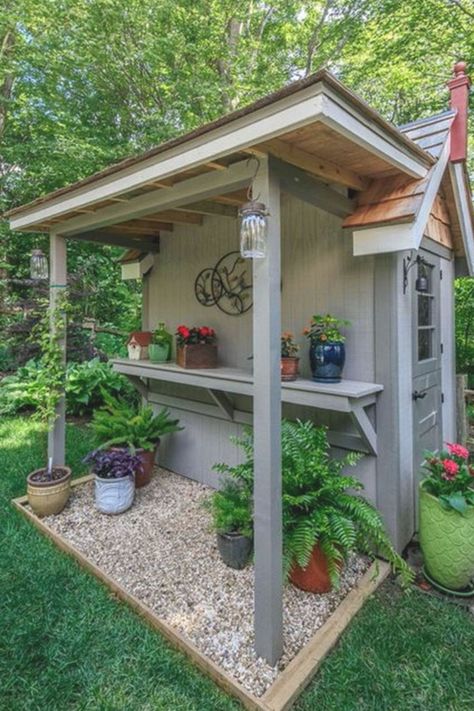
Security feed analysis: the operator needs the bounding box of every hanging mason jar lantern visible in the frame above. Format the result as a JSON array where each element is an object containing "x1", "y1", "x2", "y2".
[
  {"x1": 30, "y1": 248, "x2": 49, "y2": 280},
  {"x1": 239, "y1": 200, "x2": 268, "y2": 259}
]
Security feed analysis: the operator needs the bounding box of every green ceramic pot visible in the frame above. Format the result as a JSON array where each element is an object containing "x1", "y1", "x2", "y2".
[
  {"x1": 149, "y1": 343, "x2": 169, "y2": 363},
  {"x1": 419, "y1": 483, "x2": 474, "y2": 590}
]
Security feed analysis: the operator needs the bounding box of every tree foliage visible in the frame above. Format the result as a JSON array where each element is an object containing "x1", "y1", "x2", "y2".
[{"x1": 1, "y1": 1, "x2": 474, "y2": 367}]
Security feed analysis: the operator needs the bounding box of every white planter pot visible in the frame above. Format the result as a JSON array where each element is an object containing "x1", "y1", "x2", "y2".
[{"x1": 95, "y1": 474, "x2": 135, "y2": 514}]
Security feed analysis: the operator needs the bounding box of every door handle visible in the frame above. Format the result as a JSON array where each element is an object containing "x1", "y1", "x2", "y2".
[{"x1": 412, "y1": 390, "x2": 427, "y2": 401}]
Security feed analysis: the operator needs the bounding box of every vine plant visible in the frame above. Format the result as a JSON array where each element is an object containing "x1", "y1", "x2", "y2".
[{"x1": 30, "y1": 291, "x2": 70, "y2": 472}]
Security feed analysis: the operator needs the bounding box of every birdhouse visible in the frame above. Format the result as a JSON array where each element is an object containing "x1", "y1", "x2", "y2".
[{"x1": 127, "y1": 331, "x2": 152, "y2": 360}]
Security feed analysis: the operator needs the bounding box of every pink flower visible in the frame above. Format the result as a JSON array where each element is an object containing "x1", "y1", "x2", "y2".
[
  {"x1": 442, "y1": 458, "x2": 459, "y2": 480},
  {"x1": 446, "y1": 442, "x2": 469, "y2": 459}
]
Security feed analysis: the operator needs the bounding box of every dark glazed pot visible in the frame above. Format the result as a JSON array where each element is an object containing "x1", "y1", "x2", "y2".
[
  {"x1": 309, "y1": 341, "x2": 345, "y2": 383},
  {"x1": 217, "y1": 531, "x2": 253, "y2": 569},
  {"x1": 111, "y1": 443, "x2": 159, "y2": 488}
]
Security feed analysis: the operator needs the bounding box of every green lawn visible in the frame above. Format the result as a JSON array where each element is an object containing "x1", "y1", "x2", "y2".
[{"x1": 1, "y1": 417, "x2": 473, "y2": 711}]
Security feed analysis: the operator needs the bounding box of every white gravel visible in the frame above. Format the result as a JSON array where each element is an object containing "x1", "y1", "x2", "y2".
[{"x1": 43, "y1": 468, "x2": 369, "y2": 697}]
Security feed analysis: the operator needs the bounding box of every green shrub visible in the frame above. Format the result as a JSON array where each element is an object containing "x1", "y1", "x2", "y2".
[
  {"x1": 0, "y1": 358, "x2": 136, "y2": 417},
  {"x1": 91, "y1": 392, "x2": 183, "y2": 451},
  {"x1": 214, "y1": 420, "x2": 414, "y2": 589}
]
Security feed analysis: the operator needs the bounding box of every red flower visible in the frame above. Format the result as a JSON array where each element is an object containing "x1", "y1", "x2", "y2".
[
  {"x1": 177, "y1": 325, "x2": 190, "y2": 340},
  {"x1": 446, "y1": 442, "x2": 470, "y2": 460},
  {"x1": 199, "y1": 326, "x2": 210, "y2": 338},
  {"x1": 441, "y1": 458, "x2": 459, "y2": 480}
]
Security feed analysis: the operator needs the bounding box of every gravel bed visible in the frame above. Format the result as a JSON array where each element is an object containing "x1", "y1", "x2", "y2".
[{"x1": 42, "y1": 468, "x2": 369, "y2": 697}]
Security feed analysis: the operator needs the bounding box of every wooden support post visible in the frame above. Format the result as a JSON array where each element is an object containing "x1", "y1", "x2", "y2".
[
  {"x1": 456, "y1": 374, "x2": 468, "y2": 446},
  {"x1": 47, "y1": 233, "x2": 67, "y2": 466},
  {"x1": 252, "y1": 156, "x2": 283, "y2": 665}
]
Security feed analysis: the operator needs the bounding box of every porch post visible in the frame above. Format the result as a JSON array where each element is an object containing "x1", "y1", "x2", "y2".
[
  {"x1": 252, "y1": 156, "x2": 283, "y2": 664},
  {"x1": 47, "y1": 232, "x2": 67, "y2": 466}
]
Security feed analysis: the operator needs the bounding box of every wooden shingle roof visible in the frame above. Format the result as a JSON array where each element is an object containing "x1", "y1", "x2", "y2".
[{"x1": 343, "y1": 111, "x2": 455, "y2": 231}]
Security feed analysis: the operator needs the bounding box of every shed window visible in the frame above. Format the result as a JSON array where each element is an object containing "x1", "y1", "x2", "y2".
[{"x1": 417, "y1": 267, "x2": 435, "y2": 362}]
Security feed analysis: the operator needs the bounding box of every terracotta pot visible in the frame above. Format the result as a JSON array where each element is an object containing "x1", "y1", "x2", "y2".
[
  {"x1": 281, "y1": 357, "x2": 299, "y2": 381},
  {"x1": 111, "y1": 445, "x2": 158, "y2": 488},
  {"x1": 27, "y1": 466, "x2": 72, "y2": 517},
  {"x1": 177, "y1": 344, "x2": 217, "y2": 369},
  {"x1": 290, "y1": 543, "x2": 341, "y2": 593},
  {"x1": 136, "y1": 445, "x2": 159, "y2": 488}
]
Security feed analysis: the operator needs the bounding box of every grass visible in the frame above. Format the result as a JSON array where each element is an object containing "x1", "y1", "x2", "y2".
[{"x1": 1, "y1": 416, "x2": 474, "y2": 710}]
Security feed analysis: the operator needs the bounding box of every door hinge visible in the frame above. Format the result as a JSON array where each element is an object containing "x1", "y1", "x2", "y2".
[
  {"x1": 441, "y1": 392, "x2": 445, "y2": 404},
  {"x1": 440, "y1": 269, "x2": 443, "y2": 280},
  {"x1": 440, "y1": 342, "x2": 444, "y2": 354}
]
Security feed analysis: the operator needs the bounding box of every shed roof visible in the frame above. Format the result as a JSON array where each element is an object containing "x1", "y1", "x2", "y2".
[{"x1": 5, "y1": 69, "x2": 432, "y2": 224}]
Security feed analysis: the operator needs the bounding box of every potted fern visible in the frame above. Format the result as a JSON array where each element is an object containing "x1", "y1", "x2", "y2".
[
  {"x1": 91, "y1": 393, "x2": 183, "y2": 487},
  {"x1": 205, "y1": 479, "x2": 253, "y2": 569},
  {"x1": 215, "y1": 420, "x2": 413, "y2": 591}
]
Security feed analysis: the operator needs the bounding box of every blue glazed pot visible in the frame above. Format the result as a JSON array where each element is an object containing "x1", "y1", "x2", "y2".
[{"x1": 309, "y1": 341, "x2": 345, "y2": 383}]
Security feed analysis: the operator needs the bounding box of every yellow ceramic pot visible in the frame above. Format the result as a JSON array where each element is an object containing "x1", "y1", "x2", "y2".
[{"x1": 27, "y1": 467, "x2": 71, "y2": 517}]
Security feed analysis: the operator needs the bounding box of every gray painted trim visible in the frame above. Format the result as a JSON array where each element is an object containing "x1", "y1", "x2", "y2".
[
  {"x1": 420, "y1": 236, "x2": 453, "y2": 260},
  {"x1": 374, "y1": 252, "x2": 413, "y2": 551},
  {"x1": 67, "y1": 232, "x2": 161, "y2": 252},
  {"x1": 47, "y1": 233, "x2": 67, "y2": 467},
  {"x1": 252, "y1": 158, "x2": 283, "y2": 664}
]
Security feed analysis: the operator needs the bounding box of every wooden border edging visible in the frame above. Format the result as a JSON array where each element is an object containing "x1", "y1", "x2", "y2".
[
  {"x1": 12, "y1": 479, "x2": 389, "y2": 711},
  {"x1": 261, "y1": 560, "x2": 390, "y2": 711}
]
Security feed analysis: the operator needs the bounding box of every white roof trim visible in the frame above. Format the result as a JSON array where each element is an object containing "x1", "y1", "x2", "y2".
[
  {"x1": 449, "y1": 162, "x2": 474, "y2": 275},
  {"x1": 10, "y1": 84, "x2": 429, "y2": 233}
]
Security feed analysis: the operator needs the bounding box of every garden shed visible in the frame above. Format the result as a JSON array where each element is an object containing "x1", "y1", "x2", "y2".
[{"x1": 6, "y1": 63, "x2": 474, "y2": 665}]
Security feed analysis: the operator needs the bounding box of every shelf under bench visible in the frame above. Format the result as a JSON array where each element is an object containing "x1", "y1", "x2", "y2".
[{"x1": 111, "y1": 359, "x2": 383, "y2": 455}]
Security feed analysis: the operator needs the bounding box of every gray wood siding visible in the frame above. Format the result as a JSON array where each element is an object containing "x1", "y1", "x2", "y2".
[
  {"x1": 145, "y1": 194, "x2": 376, "y2": 496},
  {"x1": 440, "y1": 256, "x2": 456, "y2": 442}
]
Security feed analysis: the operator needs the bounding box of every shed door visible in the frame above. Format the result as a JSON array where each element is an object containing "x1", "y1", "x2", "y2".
[{"x1": 412, "y1": 251, "x2": 442, "y2": 478}]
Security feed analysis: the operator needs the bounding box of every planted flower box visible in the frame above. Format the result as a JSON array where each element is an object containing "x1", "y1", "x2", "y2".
[{"x1": 176, "y1": 325, "x2": 217, "y2": 369}]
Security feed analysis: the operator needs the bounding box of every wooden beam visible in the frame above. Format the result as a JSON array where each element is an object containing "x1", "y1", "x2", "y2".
[
  {"x1": 205, "y1": 161, "x2": 227, "y2": 171},
  {"x1": 252, "y1": 157, "x2": 283, "y2": 665},
  {"x1": 178, "y1": 201, "x2": 237, "y2": 218},
  {"x1": 252, "y1": 138, "x2": 369, "y2": 191},
  {"x1": 272, "y1": 158, "x2": 354, "y2": 217},
  {"x1": 142, "y1": 210, "x2": 203, "y2": 225},
  {"x1": 52, "y1": 160, "x2": 255, "y2": 236},
  {"x1": 48, "y1": 232, "x2": 67, "y2": 467},
  {"x1": 110, "y1": 221, "x2": 173, "y2": 234},
  {"x1": 68, "y1": 231, "x2": 161, "y2": 252}
]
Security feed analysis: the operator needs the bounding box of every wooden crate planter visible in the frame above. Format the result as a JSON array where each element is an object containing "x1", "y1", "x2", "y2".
[
  {"x1": 12, "y1": 476, "x2": 390, "y2": 711},
  {"x1": 177, "y1": 344, "x2": 217, "y2": 369}
]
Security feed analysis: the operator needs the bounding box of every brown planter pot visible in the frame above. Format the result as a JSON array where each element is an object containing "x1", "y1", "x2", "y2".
[
  {"x1": 177, "y1": 344, "x2": 217, "y2": 369},
  {"x1": 111, "y1": 445, "x2": 158, "y2": 488},
  {"x1": 136, "y1": 444, "x2": 159, "y2": 488},
  {"x1": 27, "y1": 466, "x2": 72, "y2": 517},
  {"x1": 290, "y1": 543, "x2": 342, "y2": 593},
  {"x1": 281, "y1": 357, "x2": 299, "y2": 381}
]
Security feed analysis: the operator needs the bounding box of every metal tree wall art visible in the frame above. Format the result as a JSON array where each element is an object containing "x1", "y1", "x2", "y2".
[{"x1": 194, "y1": 251, "x2": 253, "y2": 315}]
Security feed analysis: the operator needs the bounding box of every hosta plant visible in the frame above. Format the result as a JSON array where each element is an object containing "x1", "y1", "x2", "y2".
[
  {"x1": 215, "y1": 420, "x2": 413, "y2": 588},
  {"x1": 91, "y1": 391, "x2": 183, "y2": 451}
]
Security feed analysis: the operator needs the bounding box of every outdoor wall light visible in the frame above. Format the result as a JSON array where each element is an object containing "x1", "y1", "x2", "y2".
[
  {"x1": 30, "y1": 248, "x2": 49, "y2": 280},
  {"x1": 239, "y1": 157, "x2": 269, "y2": 259},
  {"x1": 403, "y1": 253, "x2": 431, "y2": 294}
]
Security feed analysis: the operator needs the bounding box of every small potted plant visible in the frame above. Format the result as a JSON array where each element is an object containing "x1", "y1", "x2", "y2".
[
  {"x1": 26, "y1": 295, "x2": 71, "y2": 517},
  {"x1": 176, "y1": 325, "x2": 217, "y2": 369},
  {"x1": 205, "y1": 479, "x2": 253, "y2": 569},
  {"x1": 281, "y1": 331, "x2": 300, "y2": 381},
  {"x1": 304, "y1": 314, "x2": 350, "y2": 383},
  {"x1": 91, "y1": 393, "x2": 183, "y2": 487},
  {"x1": 84, "y1": 448, "x2": 142, "y2": 514},
  {"x1": 419, "y1": 444, "x2": 474, "y2": 593},
  {"x1": 149, "y1": 322, "x2": 172, "y2": 363}
]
